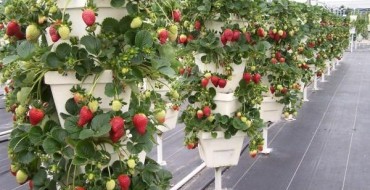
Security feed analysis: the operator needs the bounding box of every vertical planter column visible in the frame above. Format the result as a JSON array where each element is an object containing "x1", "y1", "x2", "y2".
[
  {"x1": 326, "y1": 61, "x2": 331, "y2": 76},
  {"x1": 321, "y1": 72, "x2": 327, "y2": 82}
]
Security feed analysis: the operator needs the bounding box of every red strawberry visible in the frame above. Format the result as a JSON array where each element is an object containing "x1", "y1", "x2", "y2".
[
  {"x1": 282, "y1": 31, "x2": 287, "y2": 39},
  {"x1": 223, "y1": 29, "x2": 233, "y2": 41},
  {"x1": 179, "y1": 67, "x2": 185, "y2": 75},
  {"x1": 210, "y1": 75, "x2": 219, "y2": 87},
  {"x1": 172, "y1": 104, "x2": 180, "y2": 111},
  {"x1": 232, "y1": 30, "x2": 241, "y2": 41},
  {"x1": 218, "y1": 78, "x2": 227, "y2": 88},
  {"x1": 0, "y1": 23, "x2": 4, "y2": 30},
  {"x1": 194, "y1": 20, "x2": 201, "y2": 31},
  {"x1": 257, "y1": 27, "x2": 265, "y2": 37},
  {"x1": 279, "y1": 57, "x2": 285, "y2": 63},
  {"x1": 6, "y1": 21, "x2": 20, "y2": 36},
  {"x1": 257, "y1": 144, "x2": 263, "y2": 152},
  {"x1": 75, "y1": 186, "x2": 86, "y2": 190},
  {"x1": 77, "y1": 106, "x2": 93, "y2": 127},
  {"x1": 29, "y1": 108, "x2": 45, "y2": 126},
  {"x1": 178, "y1": 34, "x2": 187, "y2": 44},
  {"x1": 244, "y1": 32, "x2": 252, "y2": 44},
  {"x1": 4, "y1": 86, "x2": 9, "y2": 93},
  {"x1": 157, "y1": 29, "x2": 169, "y2": 44},
  {"x1": 73, "y1": 93, "x2": 84, "y2": 104},
  {"x1": 110, "y1": 129, "x2": 124, "y2": 143},
  {"x1": 49, "y1": 25, "x2": 60, "y2": 42},
  {"x1": 197, "y1": 110, "x2": 204, "y2": 119},
  {"x1": 133, "y1": 113, "x2": 148, "y2": 135},
  {"x1": 15, "y1": 31, "x2": 25, "y2": 40},
  {"x1": 220, "y1": 34, "x2": 227, "y2": 46},
  {"x1": 82, "y1": 9, "x2": 96, "y2": 26},
  {"x1": 202, "y1": 106, "x2": 211, "y2": 117},
  {"x1": 201, "y1": 78, "x2": 209, "y2": 88},
  {"x1": 118, "y1": 174, "x2": 131, "y2": 190},
  {"x1": 172, "y1": 9, "x2": 181, "y2": 22},
  {"x1": 274, "y1": 34, "x2": 281, "y2": 42},
  {"x1": 110, "y1": 116, "x2": 125, "y2": 132},
  {"x1": 29, "y1": 180, "x2": 33, "y2": 190},
  {"x1": 268, "y1": 30, "x2": 275, "y2": 39},
  {"x1": 252, "y1": 73, "x2": 261, "y2": 84},
  {"x1": 249, "y1": 149, "x2": 257, "y2": 158},
  {"x1": 243, "y1": 73, "x2": 252, "y2": 84},
  {"x1": 186, "y1": 142, "x2": 198, "y2": 149},
  {"x1": 281, "y1": 87, "x2": 288, "y2": 94},
  {"x1": 270, "y1": 86, "x2": 275, "y2": 94},
  {"x1": 187, "y1": 34, "x2": 194, "y2": 41},
  {"x1": 275, "y1": 52, "x2": 282, "y2": 59}
]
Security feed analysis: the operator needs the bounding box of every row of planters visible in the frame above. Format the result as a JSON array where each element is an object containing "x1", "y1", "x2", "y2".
[{"x1": 0, "y1": 0, "x2": 349, "y2": 189}]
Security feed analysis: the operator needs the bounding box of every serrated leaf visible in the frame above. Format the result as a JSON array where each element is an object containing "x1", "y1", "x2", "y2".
[
  {"x1": 62, "y1": 147, "x2": 75, "y2": 159},
  {"x1": 79, "y1": 129, "x2": 95, "y2": 139},
  {"x1": 55, "y1": 43, "x2": 71, "y2": 58},
  {"x1": 72, "y1": 156, "x2": 88, "y2": 165},
  {"x1": 91, "y1": 113, "x2": 110, "y2": 131},
  {"x1": 17, "y1": 41, "x2": 35, "y2": 59},
  {"x1": 17, "y1": 87, "x2": 32, "y2": 104},
  {"x1": 104, "y1": 83, "x2": 116, "y2": 97},
  {"x1": 18, "y1": 150, "x2": 36, "y2": 164},
  {"x1": 46, "y1": 52, "x2": 64, "y2": 68},
  {"x1": 11, "y1": 136, "x2": 29, "y2": 153},
  {"x1": 51, "y1": 128, "x2": 68, "y2": 143},
  {"x1": 135, "y1": 30, "x2": 153, "y2": 48},
  {"x1": 32, "y1": 169, "x2": 47, "y2": 186},
  {"x1": 65, "y1": 98, "x2": 79, "y2": 115},
  {"x1": 28, "y1": 126, "x2": 44, "y2": 145},
  {"x1": 110, "y1": 0, "x2": 125, "y2": 7},
  {"x1": 75, "y1": 140, "x2": 95, "y2": 159},
  {"x1": 43, "y1": 137, "x2": 62, "y2": 154},
  {"x1": 101, "y1": 17, "x2": 120, "y2": 33},
  {"x1": 158, "y1": 66, "x2": 176, "y2": 78},
  {"x1": 3, "y1": 55, "x2": 19, "y2": 65},
  {"x1": 119, "y1": 16, "x2": 132, "y2": 33},
  {"x1": 64, "y1": 116, "x2": 82, "y2": 138},
  {"x1": 93, "y1": 124, "x2": 111, "y2": 137},
  {"x1": 232, "y1": 118, "x2": 247, "y2": 130},
  {"x1": 80, "y1": 36, "x2": 101, "y2": 55}
]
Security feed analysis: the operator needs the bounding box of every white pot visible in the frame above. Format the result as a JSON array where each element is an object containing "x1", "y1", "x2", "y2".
[
  {"x1": 259, "y1": 97, "x2": 285, "y2": 123},
  {"x1": 56, "y1": 0, "x2": 128, "y2": 38},
  {"x1": 198, "y1": 131, "x2": 245, "y2": 168},
  {"x1": 156, "y1": 108, "x2": 180, "y2": 133},
  {"x1": 213, "y1": 92, "x2": 241, "y2": 117},
  {"x1": 44, "y1": 70, "x2": 131, "y2": 127}
]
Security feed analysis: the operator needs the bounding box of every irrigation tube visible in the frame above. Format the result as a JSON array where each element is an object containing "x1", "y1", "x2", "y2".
[
  {"x1": 0, "y1": 129, "x2": 12, "y2": 137},
  {"x1": 170, "y1": 162, "x2": 207, "y2": 190}
]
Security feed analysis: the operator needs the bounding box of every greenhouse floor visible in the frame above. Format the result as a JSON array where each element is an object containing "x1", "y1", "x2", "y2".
[{"x1": 1, "y1": 48, "x2": 370, "y2": 190}]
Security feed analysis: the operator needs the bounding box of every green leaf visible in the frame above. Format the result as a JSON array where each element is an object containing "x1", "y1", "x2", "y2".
[
  {"x1": 55, "y1": 43, "x2": 72, "y2": 58},
  {"x1": 110, "y1": 0, "x2": 125, "y2": 7},
  {"x1": 79, "y1": 129, "x2": 95, "y2": 139},
  {"x1": 91, "y1": 113, "x2": 111, "y2": 131},
  {"x1": 144, "y1": 163, "x2": 160, "y2": 172},
  {"x1": 142, "y1": 170, "x2": 155, "y2": 185},
  {"x1": 11, "y1": 136, "x2": 29, "y2": 153},
  {"x1": 65, "y1": 98, "x2": 79, "y2": 115},
  {"x1": 158, "y1": 66, "x2": 176, "y2": 78},
  {"x1": 101, "y1": 17, "x2": 120, "y2": 33},
  {"x1": 80, "y1": 36, "x2": 101, "y2": 55},
  {"x1": 28, "y1": 126, "x2": 44, "y2": 145},
  {"x1": 119, "y1": 16, "x2": 132, "y2": 34},
  {"x1": 17, "y1": 87, "x2": 32, "y2": 104},
  {"x1": 64, "y1": 116, "x2": 82, "y2": 137},
  {"x1": 93, "y1": 124, "x2": 111, "y2": 137},
  {"x1": 43, "y1": 137, "x2": 62, "y2": 154},
  {"x1": 62, "y1": 147, "x2": 75, "y2": 158},
  {"x1": 46, "y1": 52, "x2": 64, "y2": 68},
  {"x1": 18, "y1": 150, "x2": 36, "y2": 164},
  {"x1": 232, "y1": 118, "x2": 247, "y2": 130},
  {"x1": 32, "y1": 169, "x2": 47, "y2": 186},
  {"x1": 51, "y1": 128, "x2": 68, "y2": 143},
  {"x1": 72, "y1": 156, "x2": 88, "y2": 165},
  {"x1": 104, "y1": 83, "x2": 116, "y2": 97},
  {"x1": 135, "y1": 30, "x2": 153, "y2": 48},
  {"x1": 75, "y1": 140, "x2": 96, "y2": 159},
  {"x1": 3, "y1": 55, "x2": 19, "y2": 65},
  {"x1": 17, "y1": 41, "x2": 35, "y2": 59}
]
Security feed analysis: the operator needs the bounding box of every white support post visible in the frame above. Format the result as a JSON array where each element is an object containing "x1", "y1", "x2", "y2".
[
  {"x1": 332, "y1": 61, "x2": 336, "y2": 70},
  {"x1": 156, "y1": 133, "x2": 166, "y2": 166},
  {"x1": 336, "y1": 60, "x2": 340, "y2": 66},
  {"x1": 321, "y1": 73, "x2": 327, "y2": 82},
  {"x1": 260, "y1": 125, "x2": 272, "y2": 154},
  {"x1": 215, "y1": 167, "x2": 223, "y2": 190},
  {"x1": 351, "y1": 34, "x2": 354, "y2": 52},
  {"x1": 327, "y1": 63, "x2": 331, "y2": 76},
  {"x1": 303, "y1": 86, "x2": 309, "y2": 102},
  {"x1": 313, "y1": 74, "x2": 319, "y2": 91}
]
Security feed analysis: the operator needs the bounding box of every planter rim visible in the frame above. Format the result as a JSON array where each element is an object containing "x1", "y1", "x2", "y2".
[
  {"x1": 44, "y1": 70, "x2": 115, "y2": 85},
  {"x1": 198, "y1": 131, "x2": 246, "y2": 140}
]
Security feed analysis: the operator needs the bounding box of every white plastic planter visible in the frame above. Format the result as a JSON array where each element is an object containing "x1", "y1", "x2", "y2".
[
  {"x1": 198, "y1": 131, "x2": 245, "y2": 168},
  {"x1": 259, "y1": 97, "x2": 285, "y2": 123},
  {"x1": 56, "y1": 0, "x2": 128, "y2": 38},
  {"x1": 213, "y1": 92, "x2": 241, "y2": 117},
  {"x1": 195, "y1": 53, "x2": 245, "y2": 93},
  {"x1": 156, "y1": 108, "x2": 180, "y2": 133},
  {"x1": 44, "y1": 70, "x2": 131, "y2": 126}
]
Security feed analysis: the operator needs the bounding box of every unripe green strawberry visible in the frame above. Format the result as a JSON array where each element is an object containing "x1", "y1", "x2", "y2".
[
  {"x1": 111, "y1": 100, "x2": 122, "y2": 112},
  {"x1": 58, "y1": 25, "x2": 70, "y2": 40},
  {"x1": 88, "y1": 100, "x2": 99, "y2": 113},
  {"x1": 130, "y1": 17, "x2": 142, "y2": 29},
  {"x1": 106, "y1": 179, "x2": 116, "y2": 190},
  {"x1": 15, "y1": 105, "x2": 26, "y2": 116},
  {"x1": 127, "y1": 159, "x2": 136, "y2": 169},
  {"x1": 168, "y1": 25, "x2": 178, "y2": 42},
  {"x1": 4, "y1": 5, "x2": 13, "y2": 15},
  {"x1": 49, "y1": 5, "x2": 58, "y2": 14},
  {"x1": 154, "y1": 109, "x2": 166, "y2": 124},
  {"x1": 16, "y1": 170, "x2": 28, "y2": 184},
  {"x1": 26, "y1": 24, "x2": 41, "y2": 42}
]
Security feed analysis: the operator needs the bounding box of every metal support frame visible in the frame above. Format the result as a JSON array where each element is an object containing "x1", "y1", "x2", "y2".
[{"x1": 260, "y1": 125, "x2": 272, "y2": 154}]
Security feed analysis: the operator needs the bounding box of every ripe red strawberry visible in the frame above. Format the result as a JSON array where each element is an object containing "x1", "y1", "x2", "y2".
[
  {"x1": 157, "y1": 28, "x2": 169, "y2": 44},
  {"x1": 194, "y1": 20, "x2": 201, "y2": 31},
  {"x1": 196, "y1": 110, "x2": 204, "y2": 119},
  {"x1": 15, "y1": 31, "x2": 25, "y2": 40},
  {"x1": 179, "y1": 68, "x2": 185, "y2": 75},
  {"x1": 133, "y1": 113, "x2": 148, "y2": 135},
  {"x1": 220, "y1": 34, "x2": 227, "y2": 46},
  {"x1": 244, "y1": 32, "x2": 252, "y2": 44},
  {"x1": 77, "y1": 106, "x2": 93, "y2": 127},
  {"x1": 271, "y1": 58, "x2": 278, "y2": 64},
  {"x1": 232, "y1": 30, "x2": 240, "y2": 41},
  {"x1": 243, "y1": 73, "x2": 252, "y2": 84},
  {"x1": 110, "y1": 116, "x2": 125, "y2": 132},
  {"x1": 268, "y1": 30, "x2": 275, "y2": 39},
  {"x1": 29, "y1": 180, "x2": 33, "y2": 190},
  {"x1": 279, "y1": 57, "x2": 285, "y2": 63},
  {"x1": 186, "y1": 142, "x2": 198, "y2": 149},
  {"x1": 172, "y1": 9, "x2": 181, "y2": 22},
  {"x1": 75, "y1": 186, "x2": 86, "y2": 190},
  {"x1": 275, "y1": 51, "x2": 282, "y2": 59},
  {"x1": 252, "y1": 73, "x2": 261, "y2": 84},
  {"x1": 270, "y1": 86, "x2": 275, "y2": 94},
  {"x1": 4, "y1": 86, "x2": 9, "y2": 93},
  {"x1": 110, "y1": 128, "x2": 124, "y2": 143},
  {"x1": 274, "y1": 34, "x2": 281, "y2": 42},
  {"x1": 118, "y1": 174, "x2": 131, "y2": 190},
  {"x1": 201, "y1": 78, "x2": 209, "y2": 88},
  {"x1": 178, "y1": 34, "x2": 187, "y2": 44},
  {"x1": 49, "y1": 25, "x2": 60, "y2": 42},
  {"x1": 202, "y1": 106, "x2": 211, "y2": 117},
  {"x1": 6, "y1": 21, "x2": 20, "y2": 36},
  {"x1": 172, "y1": 104, "x2": 180, "y2": 111},
  {"x1": 257, "y1": 27, "x2": 265, "y2": 37},
  {"x1": 282, "y1": 31, "x2": 287, "y2": 39},
  {"x1": 187, "y1": 34, "x2": 194, "y2": 41},
  {"x1": 249, "y1": 149, "x2": 257, "y2": 158},
  {"x1": 82, "y1": 9, "x2": 96, "y2": 26},
  {"x1": 210, "y1": 75, "x2": 219, "y2": 87},
  {"x1": 281, "y1": 87, "x2": 288, "y2": 94},
  {"x1": 223, "y1": 29, "x2": 233, "y2": 41},
  {"x1": 29, "y1": 108, "x2": 45, "y2": 126},
  {"x1": 218, "y1": 78, "x2": 227, "y2": 88}
]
